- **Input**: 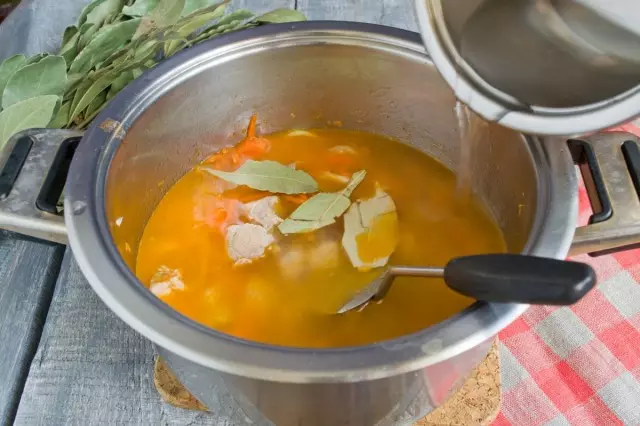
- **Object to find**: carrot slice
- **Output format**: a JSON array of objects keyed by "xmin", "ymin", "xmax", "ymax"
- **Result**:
[{"xmin": 203, "ymin": 114, "xmax": 271, "ymax": 167}]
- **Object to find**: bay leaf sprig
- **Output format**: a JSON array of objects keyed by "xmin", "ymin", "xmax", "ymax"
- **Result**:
[
  {"xmin": 278, "ymin": 170, "xmax": 367, "ymax": 234},
  {"xmin": 199, "ymin": 160, "xmax": 319, "ymax": 194},
  {"xmin": 0, "ymin": 0, "xmax": 306, "ymax": 150}
]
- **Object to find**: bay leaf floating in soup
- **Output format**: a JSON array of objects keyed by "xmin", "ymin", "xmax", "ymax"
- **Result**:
[{"xmin": 134, "ymin": 115, "xmax": 506, "ymax": 348}]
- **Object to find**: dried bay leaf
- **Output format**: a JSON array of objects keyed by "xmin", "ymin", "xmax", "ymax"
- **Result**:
[
  {"xmin": 122, "ymin": 0, "xmax": 158, "ymax": 17},
  {"xmin": 68, "ymin": 69, "xmax": 119, "ymax": 126},
  {"xmin": 67, "ymin": 48, "xmax": 155, "ymax": 127},
  {"xmin": 106, "ymin": 70, "xmax": 134, "ymax": 100},
  {"xmin": 0, "ymin": 95, "xmax": 59, "ymax": 149},
  {"xmin": 2, "ymin": 56, "xmax": 67, "ymax": 109},
  {"xmin": 60, "ymin": 29, "xmax": 81, "ymax": 65},
  {"xmin": 70, "ymin": 18, "xmax": 141, "ymax": 74},
  {"xmin": 85, "ymin": 89, "xmax": 108, "ymax": 119},
  {"xmin": 192, "ymin": 16, "xmax": 252, "ymax": 44},
  {"xmin": 61, "ymin": 26, "xmax": 79, "ymax": 47},
  {"xmin": 133, "ymin": 0, "xmax": 186, "ymax": 39},
  {"xmin": 164, "ymin": 2, "xmax": 226, "ymax": 56},
  {"xmin": 200, "ymin": 160, "xmax": 318, "ymax": 194},
  {"xmin": 24, "ymin": 54, "xmax": 48, "ymax": 66},
  {"xmin": 77, "ymin": 23, "xmax": 99, "ymax": 51},
  {"xmin": 342, "ymin": 188, "xmax": 399, "ymax": 270},
  {"xmin": 49, "ymin": 101, "xmax": 72, "ymax": 129},
  {"xmin": 182, "ymin": 0, "xmax": 224, "ymax": 16},
  {"xmin": 278, "ymin": 170, "xmax": 366, "ymax": 234},
  {"xmin": 78, "ymin": 0, "xmax": 107, "ymax": 26},
  {"xmin": 0, "ymin": 54, "xmax": 26, "ymax": 106},
  {"xmin": 85, "ymin": 0, "xmax": 124, "ymax": 27},
  {"xmin": 255, "ymin": 9, "xmax": 307, "ymax": 24},
  {"xmin": 199, "ymin": 8, "xmax": 253, "ymax": 33}
]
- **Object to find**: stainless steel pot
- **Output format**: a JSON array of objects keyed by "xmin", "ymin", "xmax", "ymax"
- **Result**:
[{"xmin": 2, "ymin": 22, "xmax": 640, "ymax": 425}]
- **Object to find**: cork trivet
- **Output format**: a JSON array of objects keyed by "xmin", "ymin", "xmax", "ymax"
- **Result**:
[{"xmin": 154, "ymin": 341, "xmax": 500, "ymax": 425}]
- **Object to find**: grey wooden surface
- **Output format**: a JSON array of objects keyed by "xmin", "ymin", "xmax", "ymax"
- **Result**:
[
  {"xmin": 8, "ymin": 1, "xmax": 416, "ymax": 425},
  {"xmin": 0, "ymin": 232, "xmax": 63, "ymax": 426}
]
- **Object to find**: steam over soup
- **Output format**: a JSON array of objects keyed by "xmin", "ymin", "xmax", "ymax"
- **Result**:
[{"xmin": 135, "ymin": 116, "xmax": 505, "ymax": 348}]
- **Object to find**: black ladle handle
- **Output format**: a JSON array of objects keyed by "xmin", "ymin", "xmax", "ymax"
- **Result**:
[{"xmin": 444, "ymin": 254, "xmax": 596, "ymax": 305}]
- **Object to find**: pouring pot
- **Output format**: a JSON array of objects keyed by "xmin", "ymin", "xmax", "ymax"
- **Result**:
[{"xmin": 2, "ymin": 22, "xmax": 640, "ymax": 425}]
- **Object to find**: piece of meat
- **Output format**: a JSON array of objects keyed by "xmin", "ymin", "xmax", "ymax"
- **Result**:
[
  {"xmin": 225, "ymin": 223, "xmax": 275, "ymax": 265},
  {"xmin": 149, "ymin": 266, "xmax": 185, "ymax": 297},
  {"xmin": 244, "ymin": 196, "xmax": 282, "ymax": 231}
]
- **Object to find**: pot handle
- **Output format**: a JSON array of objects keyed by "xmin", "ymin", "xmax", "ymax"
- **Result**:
[
  {"xmin": 0, "ymin": 129, "xmax": 84, "ymax": 244},
  {"xmin": 568, "ymin": 132, "xmax": 640, "ymax": 256}
]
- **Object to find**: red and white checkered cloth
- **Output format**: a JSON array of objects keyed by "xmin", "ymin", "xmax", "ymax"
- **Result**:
[{"xmin": 493, "ymin": 121, "xmax": 640, "ymax": 426}]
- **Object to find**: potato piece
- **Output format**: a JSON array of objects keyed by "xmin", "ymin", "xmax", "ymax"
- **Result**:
[{"xmin": 244, "ymin": 196, "xmax": 282, "ymax": 231}]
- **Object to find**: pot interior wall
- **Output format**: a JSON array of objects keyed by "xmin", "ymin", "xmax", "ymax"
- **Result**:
[{"xmin": 105, "ymin": 39, "xmax": 539, "ymax": 269}]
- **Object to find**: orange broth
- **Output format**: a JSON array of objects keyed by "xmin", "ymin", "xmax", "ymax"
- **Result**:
[{"xmin": 135, "ymin": 123, "xmax": 505, "ymax": 348}]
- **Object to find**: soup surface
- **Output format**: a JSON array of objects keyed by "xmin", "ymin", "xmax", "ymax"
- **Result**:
[{"xmin": 136, "ymin": 119, "xmax": 505, "ymax": 347}]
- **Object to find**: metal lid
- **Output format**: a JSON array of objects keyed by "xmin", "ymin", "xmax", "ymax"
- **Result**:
[{"xmin": 415, "ymin": 0, "xmax": 640, "ymax": 135}]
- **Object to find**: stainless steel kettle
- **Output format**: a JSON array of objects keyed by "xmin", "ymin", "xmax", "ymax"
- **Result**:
[{"xmin": 415, "ymin": 0, "xmax": 640, "ymax": 135}]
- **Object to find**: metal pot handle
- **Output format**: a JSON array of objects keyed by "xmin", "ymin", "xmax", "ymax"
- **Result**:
[
  {"xmin": 0, "ymin": 129, "xmax": 83, "ymax": 244},
  {"xmin": 568, "ymin": 132, "xmax": 640, "ymax": 256}
]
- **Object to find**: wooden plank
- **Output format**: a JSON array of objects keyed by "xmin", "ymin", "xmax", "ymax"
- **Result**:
[
  {"xmin": 0, "ymin": 232, "xmax": 64, "ymax": 426},
  {"xmin": 297, "ymin": 0, "xmax": 418, "ymax": 31},
  {"xmin": 13, "ymin": 250, "xmax": 231, "ymax": 426}
]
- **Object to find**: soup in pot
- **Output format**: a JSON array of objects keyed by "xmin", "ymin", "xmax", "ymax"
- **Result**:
[{"xmin": 135, "ymin": 116, "xmax": 505, "ymax": 348}]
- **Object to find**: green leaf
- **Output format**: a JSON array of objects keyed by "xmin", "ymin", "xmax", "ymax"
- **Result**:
[
  {"xmin": 65, "ymin": 73, "xmax": 86, "ymax": 94},
  {"xmin": 70, "ymin": 18, "xmax": 141, "ymax": 74},
  {"xmin": 0, "ymin": 54, "xmax": 26, "ymax": 106},
  {"xmin": 2, "ymin": 56, "xmax": 68, "ymax": 109},
  {"xmin": 164, "ymin": 2, "xmax": 226, "ymax": 56},
  {"xmin": 200, "ymin": 160, "xmax": 318, "ymax": 194},
  {"xmin": 278, "ymin": 170, "xmax": 366, "ymax": 234},
  {"xmin": 59, "ymin": 26, "xmax": 83, "ymax": 66},
  {"xmin": 67, "ymin": 68, "xmax": 121, "ymax": 126},
  {"xmin": 0, "ymin": 95, "xmax": 60, "ymax": 150},
  {"xmin": 122, "ymin": 0, "xmax": 158, "ymax": 16},
  {"xmin": 68, "ymin": 48, "xmax": 155, "ymax": 127},
  {"xmin": 182, "ymin": 0, "xmax": 223, "ymax": 16},
  {"xmin": 255, "ymin": 9, "xmax": 306, "ymax": 24},
  {"xmin": 85, "ymin": 89, "xmax": 107, "ymax": 119},
  {"xmin": 77, "ymin": 23, "xmax": 99, "ymax": 51},
  {"xmin": 131, "ymin": 67, "xmax": 145, "ymax": 79},
  {"xmin": 191, "ymin": 12, "xmax": 254, "ymax": 45},
  {"xmin": 49, "ymin": 100, "xmax": 72, "ymax": 128},
  {"xmin": 85, "ymin": 0, "xmax": 124, "ymax": 27},
  {"xmin": 24, "ymin": 54, "xmax": 48, "ymax": 66},
  {"xmin": 106, "ymin": 70, "xmax": 133, "ymax": 100},
  {"xmin": 61, "ymin": 25, "xmax": 79, "ymax": 47},
  {"xmin": 133, "ymin": 0, "xmax": 186, "ymax": 39},
  {"xmin": 77, "ymin": 0, "xmax": 106, "ymax": 26},
  {"xmin": 198, "ymin": 9, "xmax": 253, "ymax": 34}
]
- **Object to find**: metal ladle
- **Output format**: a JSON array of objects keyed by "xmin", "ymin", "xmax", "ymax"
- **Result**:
[{"xmin": 337, "ymin": 254, "xmax": 596, "ymax": 314}]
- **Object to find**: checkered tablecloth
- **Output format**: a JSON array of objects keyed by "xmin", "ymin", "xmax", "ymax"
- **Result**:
[{"xmin": 494, "ymin": 122, "xmax": 640, "ymax": 426}]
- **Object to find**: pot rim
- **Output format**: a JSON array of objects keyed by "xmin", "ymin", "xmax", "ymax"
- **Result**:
[{"xmin": 64, "ymin": 21, "xmax": 578, "ymax": 383}]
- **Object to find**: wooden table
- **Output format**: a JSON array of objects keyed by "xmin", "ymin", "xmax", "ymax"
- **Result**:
[{"xmin": 0, "ymin": 1, "xmax": 416, "ymax": 425}]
